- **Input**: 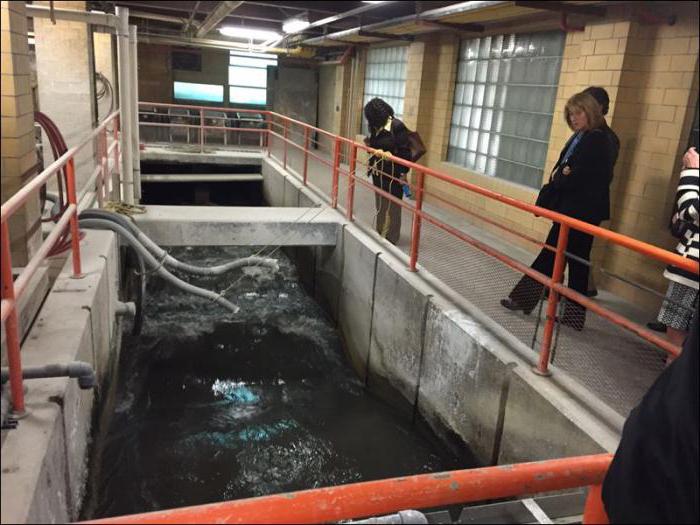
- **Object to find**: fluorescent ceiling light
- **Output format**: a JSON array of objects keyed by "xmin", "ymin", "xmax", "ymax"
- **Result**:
[
  {"xmin": 218, "ymin": 26, "xmax": 281, "ymax": 41},
  {"xmin": 283, "ymin": 17, "xmax": 311, "ymax": 34},
  {"xmin": 362, "ymin": 1, "xmax": 386, "ymax": 3}
]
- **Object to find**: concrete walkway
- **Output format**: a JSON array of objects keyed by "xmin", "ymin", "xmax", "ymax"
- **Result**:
[{"xmin": 142, "ymin": 138, "xmax": 668, "ymax": 418}]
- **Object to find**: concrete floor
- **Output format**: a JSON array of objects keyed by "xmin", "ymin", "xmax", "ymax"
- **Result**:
[{"xmin": 140, "ymin": 138, "xmax": 668, "ymax": 418}]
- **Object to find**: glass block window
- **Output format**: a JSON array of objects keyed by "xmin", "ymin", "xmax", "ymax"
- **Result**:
[
  {"xmin": 447, "ymin": 31, "xmax": 565, "ymax": 188},
  {"xmin": 173, "ymin": 81, "xmax": 224, "ymax": 103},
  {"xmin": 229, "ymin": 51, "xmax": 278, "ymax": 106},
  {"xmin": 362, "ymin": 46, "xmax": 408, "ymax": 135}
]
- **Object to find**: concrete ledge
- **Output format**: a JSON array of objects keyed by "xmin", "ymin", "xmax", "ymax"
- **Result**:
[
  {"xmin": 1, "ymin": 230, "xmax": 119, "ymax": 524},
  {"xmin": 141, "ymin": 145, "xmax": 262, "ymax": 166},
  {"xmin": 262, "ymin": 154, "xmax": 622, "ymax": 467},
  {"xmin": 133, "ymin": 205, "xmax": 339, "ymax": 246}
]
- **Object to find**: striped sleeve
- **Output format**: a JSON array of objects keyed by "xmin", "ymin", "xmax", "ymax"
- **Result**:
[{"xmin": 675, "ymin": 169, "xmax": 699, "ymax": 225}]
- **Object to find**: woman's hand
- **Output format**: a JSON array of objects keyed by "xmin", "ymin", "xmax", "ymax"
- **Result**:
[
  {"xmin": 373, "ymin": 148, "xmax": 392, "ymax": 159},
  {"xmin": 683, "ymin": 147, "xmax": 699, "ymax": 169}
]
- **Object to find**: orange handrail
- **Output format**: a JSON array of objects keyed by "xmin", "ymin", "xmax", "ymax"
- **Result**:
[
  {"xmin": 138, "ymin": 101, "xmax": 699, "ymax": 371},
  {"xmin": 83, "ymin": 453, "xmax": 613, "ymax": 524},
  {"xmin": 0, "ymin": 110, "xmax": 120, "ymax": 416}
]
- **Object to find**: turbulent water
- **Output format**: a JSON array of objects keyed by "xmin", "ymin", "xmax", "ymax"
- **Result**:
[{"xmin": 82, "ymin": 246, "xmax": 466, "ymax": 519}]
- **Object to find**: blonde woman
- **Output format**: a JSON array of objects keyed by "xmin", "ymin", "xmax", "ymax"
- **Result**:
[{"xmin": 501, "ymin": 92, "xmax": 613, "ymax": 330}]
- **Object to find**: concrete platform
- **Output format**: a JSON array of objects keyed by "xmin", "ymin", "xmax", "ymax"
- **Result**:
[
  {"xmin": 134, "ymin": 205, "xmax": 338, "ymax": 246},
  {"xmin": 140, "ymin": 144, "xmax": 262, "ymax": 166}
]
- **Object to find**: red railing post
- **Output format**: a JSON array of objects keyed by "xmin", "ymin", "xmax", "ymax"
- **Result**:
[
  {"xmin": 583, "ymin": 484, "xmax": 609, "ymax": 524},
  {"xmin": 302, "ymin": 126, "xmax": 310, "ymax": 186},
  {"xmin": 346, "ymin": 144, "xmax": 358, "ymax": 221},
  {"xmin": 0, "ymin": 221, "xmax": 25, "ymax": 416},
  {"xmin": 535, "ymin": 223, "xmax": 569, "ymax": 376},
  {"xmin": 283, "ymin": 120, "xmax": 289, "ymax": 170},
  {"xmin": 199, "ymin": 108, "xmax": 204, "ymax": 153},
  {"xmin": 65, "ymin": 159, "xmax": 83, "ymax": 278},
  {"xmin": 267, "ymin": 116, "xmax": 272, "ymax": 158},
  {"xmin": 409, "ymin": 171, "xmax": 426, "ymax": 272},
  {"xmin": 97, "ymin": 128, "xmax": 107, "ymax": 207},
  {"xmin": 113, "ymin": 114, "xmax": 120, "ymax": 200},
  {"xmin": 331, "ymin": 137, "xmax": 341, "ymax": 208}
]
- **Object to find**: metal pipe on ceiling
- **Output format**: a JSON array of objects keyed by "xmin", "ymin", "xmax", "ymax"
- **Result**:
[
  {"xmin": 137, "ymin": 32, "xmax": 307, "ymax": 56},
  {"xmin": 183, "ymin": 0, "xmax": 201, "ymax": 32},
  {"xmin": 195, "ymin": 1, "xmax": 244, "ymax": 38},
  {"xmin": 25, "ymin": 4, "xmax": 117, "ymax": 28},
  {"xmin": 285, "ymin": 0, "xmax": 399, "ymax": 39},
  {"xmin": 301, "ymin": 0, "xmax": 509, "ymax": 45},
  {"xmin": 128, "ymin": 10, "xmax": 187, "ymax": 25}
]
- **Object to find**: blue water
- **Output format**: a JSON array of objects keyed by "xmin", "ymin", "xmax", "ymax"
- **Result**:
[{"xmin": 81, "ymin": 247, "xmax": 468, "ymax": 519}]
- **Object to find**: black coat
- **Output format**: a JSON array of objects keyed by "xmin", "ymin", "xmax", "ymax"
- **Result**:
[
  {"xmin": 366, "ymin": 118, "xmax": 412, "ymax": 198},
  {"xmin": 602, "ymin": 306, "xmax": 699, "ymax": 523},
  {"xmin": 549, "ymin": 128, "xmax": 612, "ymax": 224}
]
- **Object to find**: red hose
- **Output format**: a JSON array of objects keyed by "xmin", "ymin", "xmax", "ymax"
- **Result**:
[{"xmin": 34, "ymin": 111, "xmax": 84, "ymax": 257}]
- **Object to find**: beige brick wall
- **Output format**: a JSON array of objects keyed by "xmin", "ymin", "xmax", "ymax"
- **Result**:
[
  {"xmin": 1, "ymin": 0, "xmax": 41, "ymax": 266},
  {"xmin": 340, "ymin": 6, "xmax": 698, "ymax": 312}
]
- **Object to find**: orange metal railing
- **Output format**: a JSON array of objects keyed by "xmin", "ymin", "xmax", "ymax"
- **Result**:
[
  {"xmin": 137, "ymin": 101, "xmax": 699, "ymax": 378},
  {"xmin": 83, "ymin": 453, "xmax": 612, "ymax": 524},
  {"xmin": 1, "ymin": 110, "xmax": 120, "ymax": 417}
]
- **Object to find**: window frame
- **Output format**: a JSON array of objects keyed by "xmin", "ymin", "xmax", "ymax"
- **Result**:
[{"xmin": 446, "ymin": 31, "xmax": 565, "ymax": 189}]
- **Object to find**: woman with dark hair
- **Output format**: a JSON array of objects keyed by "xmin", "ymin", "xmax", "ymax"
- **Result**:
[
  {"xmin": 363, "ymin": 97, "xmax": 412, "ymax": 245},
  {"xmin": 500, "ymin": 92, "xmax": 613, "ymax": 330}
]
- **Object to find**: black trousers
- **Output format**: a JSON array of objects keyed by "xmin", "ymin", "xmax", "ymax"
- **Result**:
[{"xmin": 508, "ymin": 222, "xmax": 597, "ymax": 326}]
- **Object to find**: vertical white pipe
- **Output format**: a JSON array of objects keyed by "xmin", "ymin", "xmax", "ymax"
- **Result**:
[
  {"xmin": 129, "ymin": 25, "xmax": 141, "ymax": 201},
  {"xmin": 116, "ymin": 6, "xmax": 134, "ymax": 204}
]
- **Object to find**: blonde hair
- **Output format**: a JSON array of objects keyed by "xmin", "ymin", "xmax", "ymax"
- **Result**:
[{"xmin": 564, "ymin": 92, "xmax": 604, "ymax": 131}]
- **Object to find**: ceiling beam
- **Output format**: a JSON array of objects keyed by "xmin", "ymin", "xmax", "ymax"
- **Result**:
[
  {"xmin": 195, "ymin": 0, "xmax": 244, "ymax": 37},
  {"xmin": 285, "ymin": 1, "xmax": 398, "ymax": 38},
  {"xmin": 513, "ymin": 1, "xmax": 606, "ymax": 17},
  {"xmin": 357, "ymin": 30, "xmax": 415, "ymax": 42},
  {"xmin": 418, "ymin": 19, "xmax": 485, "ymax": 32}
]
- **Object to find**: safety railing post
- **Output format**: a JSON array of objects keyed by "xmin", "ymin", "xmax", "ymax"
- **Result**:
[
  {"xmin": 346, "ymin": 144, "xmax": 358, "ymax": 221},
  {"xmin": 266, "ymin": 116, "xmax": 272, "ymax": 158},
  {"xmin": 302, "ymin": 126, "xmax": 310, "ymax": 186},
  {"xmin": 1, "ymin": 221, "xmax": 25, "ymax": 416},
  {"xmin": 409, "ymin": 171, "xmax": 426, "ymax": 272},
  {"xmin": 583, "ymin": 485, "xmax": 609, "ymax": 524},
  {"xmin": 331, "ymin": 137, "xmax": 341, "ymax": 209},
  {"xmin": 199, "ymin": 108, "xmax": 204, "ymax": 153},
  {"xmin": 535, "ymin": 223, "xmax": 569, "ymax": 376},
  {"xmin": 283, "ymin": 120, "xmax": 289, "ymax": 170},
  {"xmin": 113, "ymin": 114, "xmax": 120, "ymax": 200},
  {"xmin": 97, "ymin": 128, "xmax": 107, "ymax": 207},
  {"xmin": 65, "ymin": 160, "xmax": 84, "ymax": 278}
]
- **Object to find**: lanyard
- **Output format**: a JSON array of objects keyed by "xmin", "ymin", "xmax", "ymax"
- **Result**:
[{"xmin": 562, "ymin": 132, "xmax": 583, "ymax": 164}]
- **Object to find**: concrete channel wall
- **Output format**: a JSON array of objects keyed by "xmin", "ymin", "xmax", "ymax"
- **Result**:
[
  {"xmin": 261, "ymin": 155, "xmax": 623, "ymax": 466},
  {"xmin": 1, "ymin": 231, "xmax": 121, "ymax": 524}
]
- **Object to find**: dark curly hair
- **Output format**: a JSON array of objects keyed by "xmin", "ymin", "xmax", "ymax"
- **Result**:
[
  {"xmin": 583, "ymin": 86, "xmax": 610, "ymax": 116},
  {"xmin": 364, "ymin": 97, "xmax": 394, "ymax": 133}
]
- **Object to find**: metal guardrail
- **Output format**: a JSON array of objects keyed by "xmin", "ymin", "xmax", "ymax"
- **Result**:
[
  {"xmin": 136, "ymin": 101, "xmax": 699, "ymax": 379},
  {"xmin": 1, "ymin": 110, "xmax": 121, "ymax": 416},
  {"xmin": 82, "ymin": 453, "xmax": 613, "ymax": 524}
]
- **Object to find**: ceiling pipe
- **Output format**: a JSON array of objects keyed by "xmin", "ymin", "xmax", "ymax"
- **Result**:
[
  {"xmin": 284, "ymin": 0, "xmax": 398, "ymax": 41},
  {"xmin": 301, "ymin": 1, "xmax": 508, "ymax": 46},
  {"xmin": 195, "ymin": 1, "xmax": 244, "ymax": 38},
  {"xmin": 25, "ymin": 4, "xmax": 117, "ymax": 28},
  {"xmin": 129, "ymin": 10, "xmax": 187, "ymax": 25},
  {"xmin": 183, "ymin": 0, "xmax": 201, "ymax": 33},
  {"xmin": 137, "ymin": 32, "xmax": 309, "ymax": 56}
]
